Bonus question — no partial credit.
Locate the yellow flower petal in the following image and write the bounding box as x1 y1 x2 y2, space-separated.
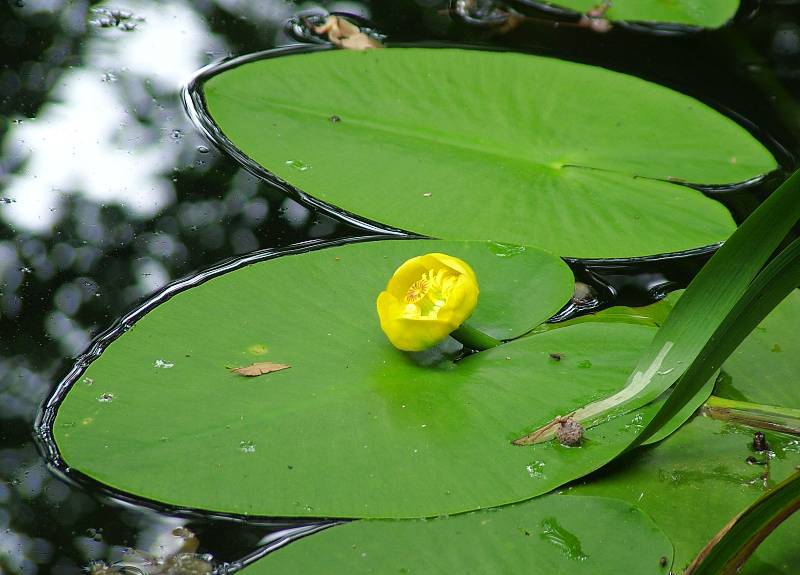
376 253 479 351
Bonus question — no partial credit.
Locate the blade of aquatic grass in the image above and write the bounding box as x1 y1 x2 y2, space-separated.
639 375 716 446
701 396 800 436
636 235 800 446
684 471 800 575
517 168 800 444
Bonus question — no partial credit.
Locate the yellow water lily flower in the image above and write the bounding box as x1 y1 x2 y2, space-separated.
376 253 479 351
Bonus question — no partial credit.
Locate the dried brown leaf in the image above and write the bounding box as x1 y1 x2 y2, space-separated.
314 15 383 50
230 362 291 377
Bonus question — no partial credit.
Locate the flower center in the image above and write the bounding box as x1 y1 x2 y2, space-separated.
405 278 430 304
403 268 458 319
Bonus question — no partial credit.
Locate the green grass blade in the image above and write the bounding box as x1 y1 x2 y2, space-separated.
636 236 800 446
684 471 800 575
701 396 800 435
523 169 800 443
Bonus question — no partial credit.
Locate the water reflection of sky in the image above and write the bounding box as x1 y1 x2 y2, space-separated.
5 1 239 233
0 0 799 573
0 1 357 572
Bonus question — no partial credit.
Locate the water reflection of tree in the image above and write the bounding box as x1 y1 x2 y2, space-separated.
0 0 799 573
0 1 361 572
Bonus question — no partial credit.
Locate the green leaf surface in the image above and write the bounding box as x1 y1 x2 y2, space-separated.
53 238 671 518
685 471 800 575
525 0 740 28
241 496 673 575
200 47 772 258
636 229 800 447
717 290 800 410
570 416 800 573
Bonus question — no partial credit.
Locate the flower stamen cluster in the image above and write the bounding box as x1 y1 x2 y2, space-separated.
377 253 479 351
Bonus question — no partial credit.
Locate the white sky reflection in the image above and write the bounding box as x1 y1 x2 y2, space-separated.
0 0 226 233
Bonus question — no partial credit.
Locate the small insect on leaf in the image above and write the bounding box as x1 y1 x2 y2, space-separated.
229 362 291 377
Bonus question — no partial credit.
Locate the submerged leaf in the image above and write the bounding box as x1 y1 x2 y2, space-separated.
230 362 291 377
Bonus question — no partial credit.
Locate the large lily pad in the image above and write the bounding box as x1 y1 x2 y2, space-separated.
199 47 775 258
570 416 800 573
53 238 670 518
522 0 739 28
241 496 673 574
716 290 800 410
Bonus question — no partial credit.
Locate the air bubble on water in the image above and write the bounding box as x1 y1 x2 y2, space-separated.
0 198 16 204
285 159 310 172
171 129 183 140
197 145 210 153
19 267 32 273
153 359 174 369
453 0 516 27
100 71 118 83
239 440 256 454
90 7 143 30
92 15 114 27
98 393 114 402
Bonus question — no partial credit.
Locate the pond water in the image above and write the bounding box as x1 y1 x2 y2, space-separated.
1 1 799 573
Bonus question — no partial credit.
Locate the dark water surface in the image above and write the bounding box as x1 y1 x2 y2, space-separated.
1 1 799 573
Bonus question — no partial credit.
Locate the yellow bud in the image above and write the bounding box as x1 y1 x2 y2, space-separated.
376 253 479 351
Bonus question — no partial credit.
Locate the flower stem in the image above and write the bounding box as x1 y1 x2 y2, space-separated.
450 323 502 351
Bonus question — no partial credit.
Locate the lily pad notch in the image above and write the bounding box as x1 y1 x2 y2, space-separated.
191 45 778 258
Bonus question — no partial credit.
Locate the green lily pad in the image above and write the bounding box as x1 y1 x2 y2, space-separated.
569 416 800 573
200 47 774 258
241 496 673 574
525 0 739 28
717 290 800 410
53 238 671 518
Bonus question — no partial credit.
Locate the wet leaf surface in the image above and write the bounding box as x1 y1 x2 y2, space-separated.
239 496 673 575
200 47 773 258
718 290 800 410
569 416 800 573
